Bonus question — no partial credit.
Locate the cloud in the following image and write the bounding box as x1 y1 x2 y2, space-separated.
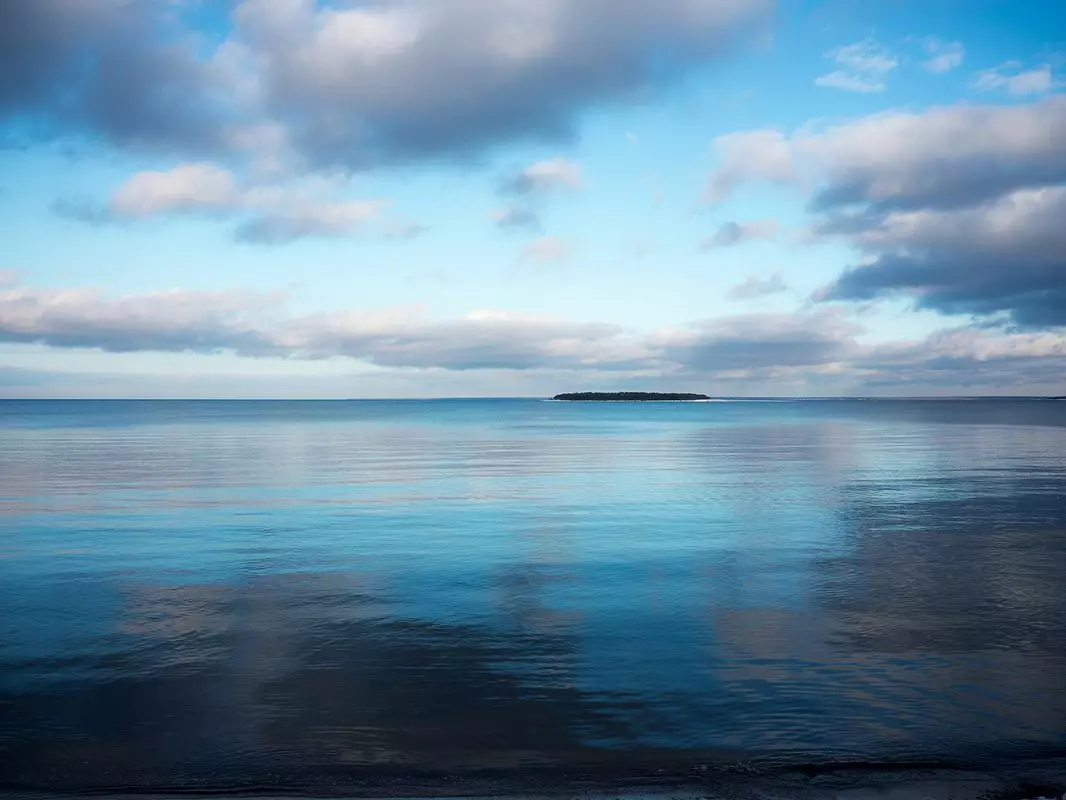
814 71 887 93
708 96 1066 328
818 186 1066 326
492 205 541 231
853 327 1066 391
65 163 389 243
501 158 583 195
920 38 965 73
2 0 773 169
655 309 863 375
701 219 778 249
815 38 897 93
0 277 646 372
0 282 283 355
234 200 387 244
973 62 1055 95
727 273 788 300
109 163 243 218
705 130 796 203
521 236 571 264
706 95 1066 211
0 0 239 153
3 277 1065 393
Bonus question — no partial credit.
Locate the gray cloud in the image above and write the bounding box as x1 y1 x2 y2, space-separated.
0 279 643 371
656 310 862 374
500 158 583 195
708 96 1066 327
728 273 788 300
234 201 386 244
708 95 1066 212
3 0 774 168
2 278 1065 393
492 205 542 231
819 186 1066 325
853 327 1066 391
0 283 282 355
701 219 778 249
0 0 237 153
61 163 389 244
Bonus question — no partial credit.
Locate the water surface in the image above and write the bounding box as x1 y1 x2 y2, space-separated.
1 399 1065 793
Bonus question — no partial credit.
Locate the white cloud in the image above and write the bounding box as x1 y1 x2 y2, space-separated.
921 38 965 73
829 39 898 74
727 273 788 300
110 163 242 217
80 163 389 244
816 38 897 93
521 236 571 263
502 158 583 195
705 129 796 203
814 71 886 93
705 95 1066 210
974 62 1055 95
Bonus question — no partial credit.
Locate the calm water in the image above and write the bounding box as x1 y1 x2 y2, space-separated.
1 399 1065 793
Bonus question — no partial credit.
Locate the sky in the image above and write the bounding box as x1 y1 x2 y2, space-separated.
1 0 1065 398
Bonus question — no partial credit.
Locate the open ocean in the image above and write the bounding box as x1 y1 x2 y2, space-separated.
1 398 1065 798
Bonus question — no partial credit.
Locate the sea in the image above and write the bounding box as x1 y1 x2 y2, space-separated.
1 398 1065 799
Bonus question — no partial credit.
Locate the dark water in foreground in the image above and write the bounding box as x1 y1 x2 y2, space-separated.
1 399 1065 796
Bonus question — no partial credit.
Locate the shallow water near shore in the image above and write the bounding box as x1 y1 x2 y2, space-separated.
1 398 1065 796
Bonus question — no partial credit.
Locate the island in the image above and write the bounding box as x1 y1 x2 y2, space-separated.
553 392 711 402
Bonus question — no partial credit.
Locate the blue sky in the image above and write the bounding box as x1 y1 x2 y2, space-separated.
2 0 1065 397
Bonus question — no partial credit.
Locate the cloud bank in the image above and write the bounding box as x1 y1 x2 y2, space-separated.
3 277 1065 393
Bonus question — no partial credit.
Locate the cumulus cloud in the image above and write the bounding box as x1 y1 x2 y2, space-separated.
521 236 571 264
708 96 1066 327
815 38 897 93
728 273 788 300
1 0 773 169
706 95 1066 212
705 130 796 203
494 157 580 234
64 163 389 243
109 163 243 218
701 219 778 249
973 62 1055 95
920 38 965 73
501 158 583 195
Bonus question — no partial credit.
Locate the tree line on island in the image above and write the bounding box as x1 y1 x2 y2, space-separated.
553 392 711 401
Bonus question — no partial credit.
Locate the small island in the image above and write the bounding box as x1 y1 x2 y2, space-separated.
553 392 711 402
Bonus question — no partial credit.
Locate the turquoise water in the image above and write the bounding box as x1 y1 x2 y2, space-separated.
1 399 1065 792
